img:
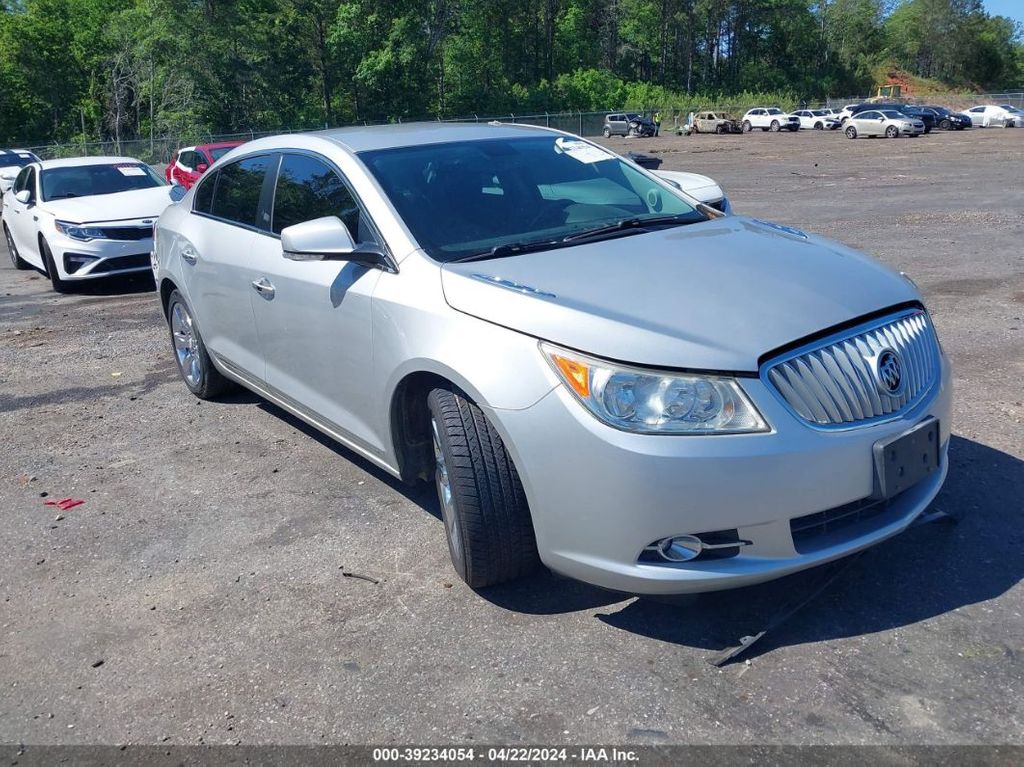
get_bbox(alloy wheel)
[431,416,463,563]
[170,301,202,388]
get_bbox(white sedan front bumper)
[49,221,155,280]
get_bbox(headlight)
[55,220,106,241]
[541,343,769,435]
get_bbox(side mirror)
[281,216,391,270]
[14,189,31,204]
[879,117,885,122]
[196,163,208,173]
[169,185,187,202]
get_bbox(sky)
[983,0,1024,25]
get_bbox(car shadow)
[66,272,156,296]
[478,435,1024,656]
[252,399,439,515]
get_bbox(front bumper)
[489,352,952,595]
[50,231,154,280]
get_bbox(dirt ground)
[1,127,1022,747]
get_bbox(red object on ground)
[44,498,85,511]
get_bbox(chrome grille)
[765,310,940,427]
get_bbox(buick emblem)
[876,349,905,396]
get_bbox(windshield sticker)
[553,137,612,164]
[116,165,147,177]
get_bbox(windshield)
[766,108,784,115]
[40,163,164,201]
[208,146,236,162]
[360,136,705,262]
[0,153,37,170]
[812,110,827,116]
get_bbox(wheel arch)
[159,277,179,317]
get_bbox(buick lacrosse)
[152,123,951,593]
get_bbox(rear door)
[178,154,274,381]
[247,152,386,452]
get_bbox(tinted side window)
[193,172,216,213]
[210,155,270,227]
[272,154,371,242]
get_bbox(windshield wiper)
[50,193,79,199]
[452,238,564,263]
[562,213,699,243]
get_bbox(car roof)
[37,156,144,170]
[196,141,246,151]
[308,121,563,153]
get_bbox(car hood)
[440,216,917,372]
[41,186,175,224]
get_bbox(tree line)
[0,0,1021,145]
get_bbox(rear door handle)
[181,244,198,265]
[251,277,275,299]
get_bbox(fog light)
[658,535,704,562]
[63,253,99,274]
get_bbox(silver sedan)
[152,123,951,595]
[845,109,926,138]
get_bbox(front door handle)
[251,277,275,299]
[181,244,198,265]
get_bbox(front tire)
[427,388,540,588]
[40,238,71,293]
[885,125,899,138]
[4,224,30,270]
[769,120,780,132]
[845,126,857,139]
[814,122,823,130]
[742,120,751,132]
[166,289,234,399]
[602,127,611,138]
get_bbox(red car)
[165,141,245,188]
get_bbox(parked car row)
[3,121,951,599]
[612,101,1018,141]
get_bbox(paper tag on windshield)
[116,165,146,176]
[554,137,611,164]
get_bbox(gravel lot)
[1,127,1022,748]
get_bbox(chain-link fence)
[21,91,1023,164]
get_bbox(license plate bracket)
[872,418,940,500]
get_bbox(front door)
[249,152,385,453]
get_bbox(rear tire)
[427,388,540,588]
[4,224,30,270]
[40,238,71,293]
[166,289,234,399]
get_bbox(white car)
[836,104,862,123]
[741,108,800,132]
[961,104,1020,127]
[654,170,732,214]
[791,110,841,130]
[2,156,178,292]
[844,109,925,139]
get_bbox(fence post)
[579,111,583,135]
